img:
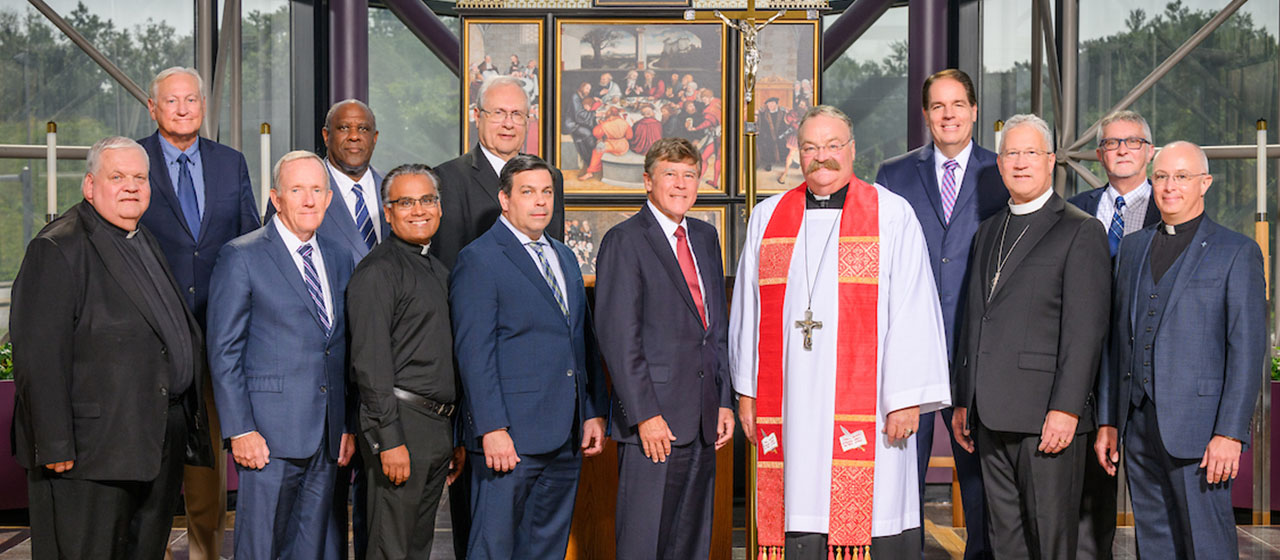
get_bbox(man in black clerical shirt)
[11,136,213,559]
[348,163,460,559]
[1095,141,1265,559]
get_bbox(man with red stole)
[731,105,951,559]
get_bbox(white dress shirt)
[933,140,974,195]
[273,215,334,325]
[326,160,382,243]
[646,201,706,313]
[500,215,567,303]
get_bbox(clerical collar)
[1008,188,1053,215]
[806,185,848,209]
[1161,213,1204,236]
[390,233,432,256]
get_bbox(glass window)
[1077,0,1279,235]
[368,7,461,174]
[979,0,1055,149]
[822,6,909,182]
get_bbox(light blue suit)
[207,222,354,559]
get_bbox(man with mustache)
[731,105,951,558]
[1066,110,1161,559]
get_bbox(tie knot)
[297,243,313,259]
[675,225,686,239]
[943,159,959,171]
[527,241,546,253]
[1115,195,1126,209]
[177,153,190,165]
[352,183,364,195]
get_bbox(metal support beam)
[0,144,91,159]
[1066,0,1248,153]
[821,0,894,70]
[1030,0,1042,118]
[1056,0,1079,194]
[330,0,370,103]
[907,0,947,150]
[384,0,462,77]
[208,0,242,146]
[1061,158,1105,190]
[1035,0,1063,138]
[26,0,148,105]
[197,0,216,138]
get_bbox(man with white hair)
[731,105,952,558]
[12,136,214,558]
[951,114,1111,558]
[1096,141,1265,559]
[137,66,260,560]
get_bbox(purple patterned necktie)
[940,159,960,223]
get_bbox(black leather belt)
[393,387,457,418]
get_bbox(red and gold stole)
[755,179,879,560]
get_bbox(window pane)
[979,0,1055,149]
[368,8,461,173]
[822,5,908,182]
[1078,0,1279,235]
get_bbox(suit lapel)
[949,144,984,218]
[640,210,704,328]
[469,145,501,206]
[913,145,946,227]
[496,225,566,319]
[372,170,390,238]
[1126,228,1158,333]
[986,195,1064,306]
[194,138,219,240]
[319,237,345,342]
[264,224,329,333]
[145,133,196,241]
[552,240,579,321]
[692,224,719,331]
[82,208,165,337]
[1160,219,1216,330]
[323,173,363,254]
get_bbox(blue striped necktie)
[352,183,376,250]
[529,242,569,317]
[1108,195,1126,257]
[298,243,331,333]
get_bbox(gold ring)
[1060,438,1069,445]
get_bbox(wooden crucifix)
[686,1,818,216]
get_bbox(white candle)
[46,122,56,219]
[260,123,271,218]
[1259,120,1268,216]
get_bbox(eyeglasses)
[799,138,853,157]
[1099,137,1150,151]
[387,194,440,210]
[333,124,374,135]
[1151,172,1207,186]
[1000,149,1050,160]
[477,108,528,124]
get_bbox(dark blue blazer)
[206,223,354,461]
[265,168,389,261]
[1067,185,1162,230]
[594,207,732,447]
[875,142,1006,357]
[1098,217,1266,458]
[138,132,261,325]
[448,220,608,455]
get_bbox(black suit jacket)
[594,207,732,446]
[953,193,1111,434]
[1067,184,1162,230]
[10,202,213,480]
[431,144,565,269]
[137,132,261,326]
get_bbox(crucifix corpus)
[686,2,819,216]
[794,308,822,350]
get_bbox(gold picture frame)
[555,19,727,195]
[462,18,545,157]
[565,204,728,282]
[737,20,820,196]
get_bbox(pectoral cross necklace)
[797,205,840,350]
[989,212,1030,301]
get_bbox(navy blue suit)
[594,207,732,559]
[1067,185,1162,232]
[449,220,608,559]
[1066,183,1160,560]
[876,142,1004,559]
[1099,217,1265,559]
[138,132,260,326]
[207,223,354,560]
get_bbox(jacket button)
[160,387,168,396]
[567,370,574,377]
[325,350,331,356]
[941,257,950,263]
[193,250,200,257]
[160,346,168,354]
[188,286,196,294]
[698,371,704,378]
[320,385,327,393]
[1124,373,1132,379]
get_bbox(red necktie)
[674,225,707,327]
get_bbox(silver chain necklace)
[796,199,841,350]
[989,212,1030,301]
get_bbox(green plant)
[0,341,12,381]
[1272,348,1279,382]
